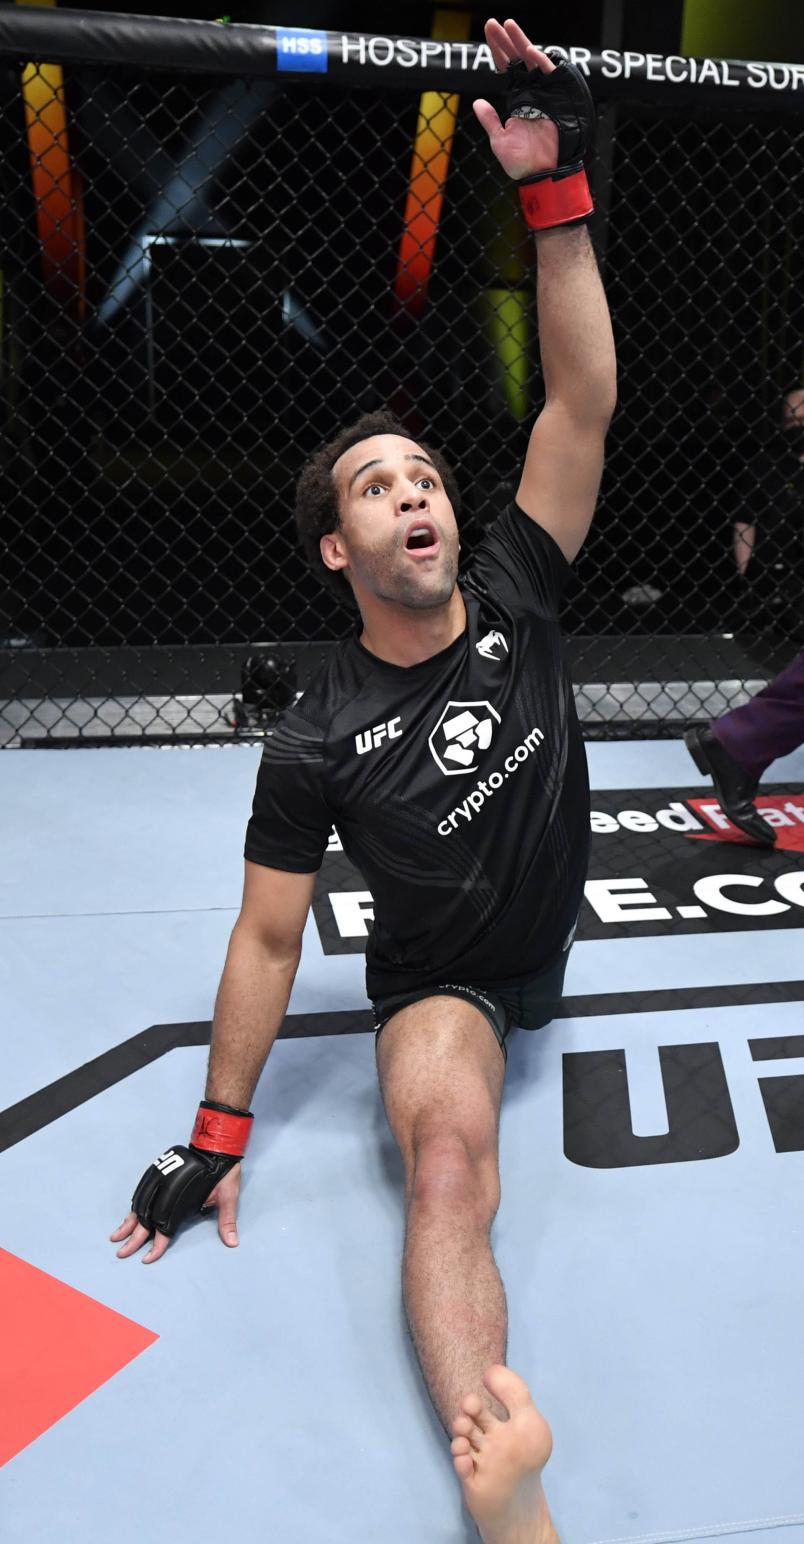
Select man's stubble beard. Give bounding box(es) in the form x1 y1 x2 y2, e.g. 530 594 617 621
352 537 460 611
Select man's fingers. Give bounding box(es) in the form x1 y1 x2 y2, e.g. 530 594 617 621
473 98 503 139
484 18 514 72
204 1165 241 1247
114 1220 152 1258
502 18 537 58
111 1213 171 1262
141 1230 171 1265
484 19 557 76
526 45 556 74
217 1206 240 1247
110 1211 139 1242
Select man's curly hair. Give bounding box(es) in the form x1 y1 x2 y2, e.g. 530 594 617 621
294 409 462 608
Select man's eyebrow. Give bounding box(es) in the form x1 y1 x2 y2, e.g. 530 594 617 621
347 453 435 492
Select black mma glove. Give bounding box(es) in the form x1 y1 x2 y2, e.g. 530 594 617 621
131 1099 254 1239
505 52 596 231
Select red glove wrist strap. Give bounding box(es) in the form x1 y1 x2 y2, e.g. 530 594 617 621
518 165 593 231
190 1104 253 1157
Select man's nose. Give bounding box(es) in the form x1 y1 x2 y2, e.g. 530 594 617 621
397 487 428 513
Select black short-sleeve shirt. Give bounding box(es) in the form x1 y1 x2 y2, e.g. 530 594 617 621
245 503 590 998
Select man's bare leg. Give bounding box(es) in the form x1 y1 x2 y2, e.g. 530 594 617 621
403 1193 560 1544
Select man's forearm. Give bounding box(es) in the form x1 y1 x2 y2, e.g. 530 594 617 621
733 521 756 576
205 921 300 1109
534 225 616 421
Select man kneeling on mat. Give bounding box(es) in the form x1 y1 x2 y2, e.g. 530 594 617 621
111 20 616 1544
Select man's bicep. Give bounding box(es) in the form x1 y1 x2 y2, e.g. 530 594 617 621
239 861 318 956
515 401 607 563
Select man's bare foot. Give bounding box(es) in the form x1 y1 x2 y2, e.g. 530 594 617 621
450 1365 558 1544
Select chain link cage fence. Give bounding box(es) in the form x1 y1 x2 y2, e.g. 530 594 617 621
1 13 803 746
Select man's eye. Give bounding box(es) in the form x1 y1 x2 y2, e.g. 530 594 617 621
362 476 435 495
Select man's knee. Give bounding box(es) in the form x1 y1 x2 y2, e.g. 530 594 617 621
409 1134 501 1224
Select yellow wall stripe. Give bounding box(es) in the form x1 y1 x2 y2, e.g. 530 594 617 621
394 9 470 315
17 0 85 316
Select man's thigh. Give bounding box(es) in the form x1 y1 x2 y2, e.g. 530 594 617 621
374 993 507 1180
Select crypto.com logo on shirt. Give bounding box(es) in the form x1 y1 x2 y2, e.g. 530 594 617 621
428 701 501 776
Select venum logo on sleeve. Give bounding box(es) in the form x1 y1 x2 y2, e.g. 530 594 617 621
476 629 509 662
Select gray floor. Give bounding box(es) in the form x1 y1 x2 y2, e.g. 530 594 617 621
2 739 804 1543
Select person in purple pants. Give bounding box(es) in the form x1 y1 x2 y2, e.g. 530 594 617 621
685 649 804 844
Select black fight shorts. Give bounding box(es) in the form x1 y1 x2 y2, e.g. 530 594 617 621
372 948 571 1064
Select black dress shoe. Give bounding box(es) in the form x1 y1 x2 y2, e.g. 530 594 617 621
684 726 776 845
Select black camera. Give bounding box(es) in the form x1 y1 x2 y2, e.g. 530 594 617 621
231 651 297 733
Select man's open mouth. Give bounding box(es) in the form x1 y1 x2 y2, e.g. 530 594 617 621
403 520 440 557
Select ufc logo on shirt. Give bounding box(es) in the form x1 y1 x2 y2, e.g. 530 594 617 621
355 717 403 756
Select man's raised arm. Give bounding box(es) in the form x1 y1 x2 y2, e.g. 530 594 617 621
474 18 617 563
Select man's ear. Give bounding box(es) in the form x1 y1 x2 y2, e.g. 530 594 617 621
320 529 349 574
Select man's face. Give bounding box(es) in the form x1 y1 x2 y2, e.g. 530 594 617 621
323 434 460 610
782 390 804 432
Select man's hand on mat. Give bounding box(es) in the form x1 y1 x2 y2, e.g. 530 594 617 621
110 1164 242 1263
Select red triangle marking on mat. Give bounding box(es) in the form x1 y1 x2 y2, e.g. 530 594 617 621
0 1248 158 1466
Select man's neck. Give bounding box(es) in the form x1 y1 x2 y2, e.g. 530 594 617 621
358 588 467 668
